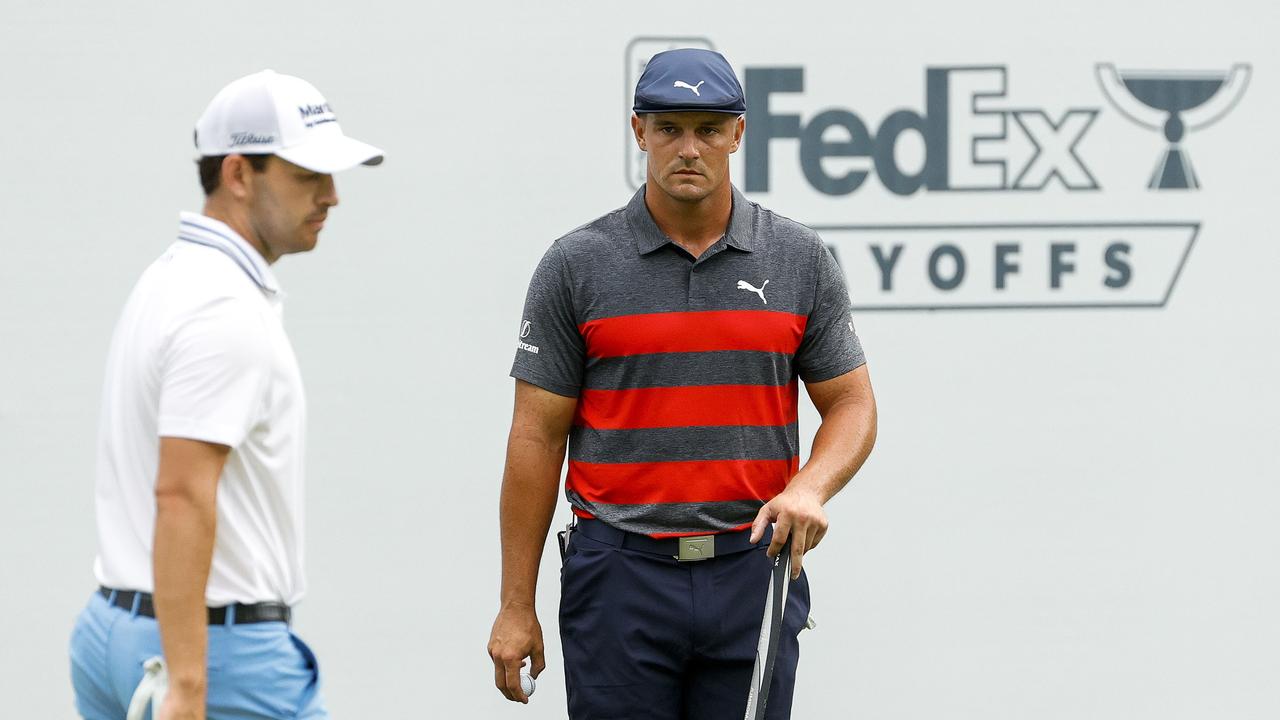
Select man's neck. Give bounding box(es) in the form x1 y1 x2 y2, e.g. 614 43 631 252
644 182 733 259
201 200 276 264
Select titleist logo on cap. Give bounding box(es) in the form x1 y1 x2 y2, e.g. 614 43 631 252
230 132 275 146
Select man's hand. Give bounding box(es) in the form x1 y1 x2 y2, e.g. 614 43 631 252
750 484 828 580
156 685 205 720
487 600 545 704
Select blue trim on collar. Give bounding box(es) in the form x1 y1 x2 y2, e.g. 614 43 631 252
178 220 266 282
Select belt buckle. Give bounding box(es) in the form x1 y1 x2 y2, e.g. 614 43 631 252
677 535 715 562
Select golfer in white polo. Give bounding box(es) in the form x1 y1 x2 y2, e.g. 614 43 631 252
69 70 382 720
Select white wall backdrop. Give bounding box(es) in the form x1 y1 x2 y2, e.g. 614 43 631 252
2 1 1278 717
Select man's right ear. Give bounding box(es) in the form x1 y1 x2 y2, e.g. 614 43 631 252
631 114 646 151
220 155 253 200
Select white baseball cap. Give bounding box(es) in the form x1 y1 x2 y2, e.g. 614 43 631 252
195 69 383 174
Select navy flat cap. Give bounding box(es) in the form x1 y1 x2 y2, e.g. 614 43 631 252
633 48 745 115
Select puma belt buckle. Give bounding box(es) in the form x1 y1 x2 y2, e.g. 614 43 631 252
676 535 715 562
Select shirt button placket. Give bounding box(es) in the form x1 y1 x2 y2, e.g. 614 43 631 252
688 262 705 308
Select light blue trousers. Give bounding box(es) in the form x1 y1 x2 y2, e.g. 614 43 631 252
70 591 327 719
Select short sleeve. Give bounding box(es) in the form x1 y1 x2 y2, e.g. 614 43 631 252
157 297 271 447
795 242 867 383
510 243 586 397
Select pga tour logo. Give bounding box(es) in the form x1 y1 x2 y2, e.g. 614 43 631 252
625 40 1247 311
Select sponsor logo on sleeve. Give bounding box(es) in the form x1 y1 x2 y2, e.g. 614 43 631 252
517 320 539 354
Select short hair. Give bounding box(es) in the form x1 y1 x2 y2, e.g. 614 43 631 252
197 154 271 196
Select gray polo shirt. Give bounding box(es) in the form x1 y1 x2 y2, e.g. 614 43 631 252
512 185 865 537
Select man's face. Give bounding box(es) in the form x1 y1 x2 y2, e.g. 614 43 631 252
634 112 745 203
246 156 339 259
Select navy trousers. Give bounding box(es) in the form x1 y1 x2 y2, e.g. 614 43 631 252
560 528 810 719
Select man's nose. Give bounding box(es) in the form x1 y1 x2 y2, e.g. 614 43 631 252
318 174 339 207
677 134 700 161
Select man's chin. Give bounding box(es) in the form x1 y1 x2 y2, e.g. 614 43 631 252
291 233 320 254
661 179 711 202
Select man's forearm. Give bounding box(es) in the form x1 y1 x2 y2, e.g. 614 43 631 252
153 490 216 696
498 430 566 606
793 393 877 503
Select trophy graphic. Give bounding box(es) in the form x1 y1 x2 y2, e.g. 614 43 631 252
1096 63 1250 189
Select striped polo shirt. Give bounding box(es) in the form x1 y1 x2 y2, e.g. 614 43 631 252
511 186 865 538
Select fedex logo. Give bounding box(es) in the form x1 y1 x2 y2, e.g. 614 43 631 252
743 66 1100 195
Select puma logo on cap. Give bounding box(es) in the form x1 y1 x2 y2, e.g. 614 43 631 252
673 80 706 96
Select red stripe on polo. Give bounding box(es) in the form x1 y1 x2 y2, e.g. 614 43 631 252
567 457 799 505
580 310 807 358
575 383 799 430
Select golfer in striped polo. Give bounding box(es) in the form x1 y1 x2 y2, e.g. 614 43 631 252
487 49 878 718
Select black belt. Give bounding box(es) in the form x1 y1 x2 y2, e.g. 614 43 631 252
98 587 291 625
573 518 772 561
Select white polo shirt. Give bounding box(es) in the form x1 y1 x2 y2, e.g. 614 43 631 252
93 212 307 606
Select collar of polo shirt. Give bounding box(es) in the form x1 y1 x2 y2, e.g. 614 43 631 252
626 185 757 256
177 211 282 295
